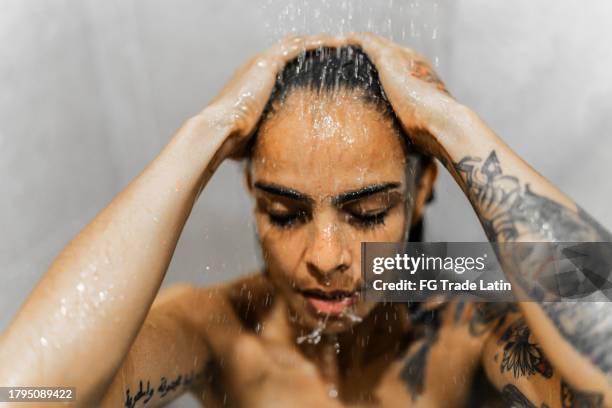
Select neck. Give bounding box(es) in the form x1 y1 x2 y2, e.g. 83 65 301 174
290 302 414 385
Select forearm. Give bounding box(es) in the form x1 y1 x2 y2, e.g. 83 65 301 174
431 102 610 245
430 102 576 222
0 108 231 404
430 102 612 398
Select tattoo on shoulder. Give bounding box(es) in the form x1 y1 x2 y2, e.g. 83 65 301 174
400 329 438 401
499 318 553 379
561 380 603 408
501 384 550 408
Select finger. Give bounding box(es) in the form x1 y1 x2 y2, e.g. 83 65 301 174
361 31 397 48
349 33 435 74
348 32 422 61
347 32 451 95
344 31 389 62
270 33 344 63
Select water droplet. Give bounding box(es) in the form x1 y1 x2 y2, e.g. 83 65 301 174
76 283 85 292
40 337 48 347
297 324 324 345
340 308 363 323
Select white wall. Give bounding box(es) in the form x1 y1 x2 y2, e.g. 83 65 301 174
427 0 612 244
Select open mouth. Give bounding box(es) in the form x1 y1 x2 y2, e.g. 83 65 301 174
300 289 359 316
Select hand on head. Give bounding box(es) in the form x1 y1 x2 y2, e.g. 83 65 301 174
209 32 452 161
206 34 345 159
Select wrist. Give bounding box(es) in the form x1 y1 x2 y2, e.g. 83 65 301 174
166 106 237 175
426 100 497 164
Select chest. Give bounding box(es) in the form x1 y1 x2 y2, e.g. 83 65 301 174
339 321 489 407
196 320 490 407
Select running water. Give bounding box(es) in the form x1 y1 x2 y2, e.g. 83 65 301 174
339 306 363 323
296 324 324 345
261 0 448 68
296 314 329 345
295 308 362 345
261 0 450 348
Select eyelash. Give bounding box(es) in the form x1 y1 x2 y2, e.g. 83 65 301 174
348 210 388 228
268 211 308 228
267 210 389 229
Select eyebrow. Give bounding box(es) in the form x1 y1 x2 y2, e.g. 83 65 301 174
254 181 401 206
253 182 314 204
333 182 402 205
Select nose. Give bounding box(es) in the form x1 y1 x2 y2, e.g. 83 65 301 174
304 214 351 281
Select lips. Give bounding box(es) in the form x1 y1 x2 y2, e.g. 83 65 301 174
300 289 358 316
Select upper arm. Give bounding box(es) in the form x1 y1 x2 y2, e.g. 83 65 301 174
99 284 211 408
482 312 605 408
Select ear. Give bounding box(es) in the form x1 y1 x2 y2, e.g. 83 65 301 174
243 161 254 194
410 159 438 226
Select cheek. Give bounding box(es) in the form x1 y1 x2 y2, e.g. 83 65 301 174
254 212 308 281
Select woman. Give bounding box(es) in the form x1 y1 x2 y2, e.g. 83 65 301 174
1 33 611 407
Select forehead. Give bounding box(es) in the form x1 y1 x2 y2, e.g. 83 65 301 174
251 89 407 197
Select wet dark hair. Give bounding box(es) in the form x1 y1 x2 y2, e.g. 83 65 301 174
246 45 432 241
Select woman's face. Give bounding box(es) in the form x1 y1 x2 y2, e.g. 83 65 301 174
249 88 412 333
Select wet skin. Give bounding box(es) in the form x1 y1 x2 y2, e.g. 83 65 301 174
182 276 497 407
249 89 412 334
114 88 565 407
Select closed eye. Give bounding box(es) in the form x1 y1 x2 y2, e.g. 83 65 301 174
346 209 389 228
267 210 309 228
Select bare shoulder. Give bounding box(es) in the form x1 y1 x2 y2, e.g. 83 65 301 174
151 273 276 339
99 274 276 407
154 273 269 306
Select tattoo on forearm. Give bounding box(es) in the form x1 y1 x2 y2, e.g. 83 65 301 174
454 151 610 243
543 302 612 373
454 150 612 378
124 370 202 408
499 318 553 379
